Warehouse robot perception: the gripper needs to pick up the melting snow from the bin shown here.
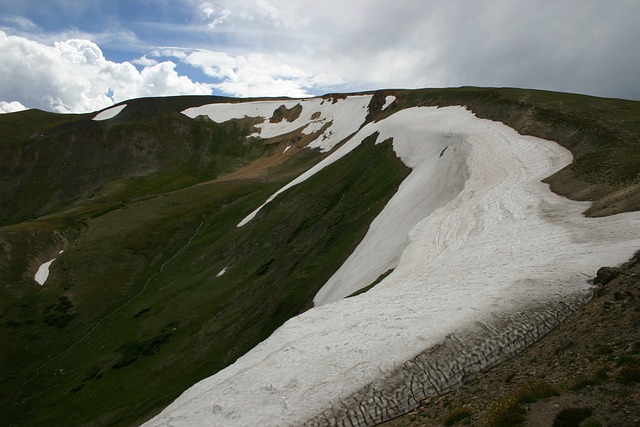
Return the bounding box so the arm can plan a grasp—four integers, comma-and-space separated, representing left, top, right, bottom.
182, 95, 372, 153
34, 250, 63, 286
382, 95, 396, 110
92, 104, 126, 121
184, 95, 374, 228
145, 107, 640, 427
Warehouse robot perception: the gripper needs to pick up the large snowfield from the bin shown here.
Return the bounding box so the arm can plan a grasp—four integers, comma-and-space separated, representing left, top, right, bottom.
144, 100, 640, 426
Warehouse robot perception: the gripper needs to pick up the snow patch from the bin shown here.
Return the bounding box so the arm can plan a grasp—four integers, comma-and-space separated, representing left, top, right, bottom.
34, 250, 63, 286
182, 95, 372, 153
315, 109, 470, 304
145, 107, 640, 427
216, 267, 228, 277
382, 95, 396, 110
235, 123, 371, 227
92, 104, 126, 121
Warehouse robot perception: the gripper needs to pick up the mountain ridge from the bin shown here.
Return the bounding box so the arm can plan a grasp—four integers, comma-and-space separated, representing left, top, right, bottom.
0, 87, 638, 426
142, 99, 640, 426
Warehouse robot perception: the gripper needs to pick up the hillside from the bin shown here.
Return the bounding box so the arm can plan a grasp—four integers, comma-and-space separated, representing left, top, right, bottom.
0, 88, 639, 426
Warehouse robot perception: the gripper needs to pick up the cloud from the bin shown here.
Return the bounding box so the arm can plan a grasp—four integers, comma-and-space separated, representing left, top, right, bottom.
0, 14, 38, 31
253, 0, 310, 29
150, 46, 315, 99
155, 49, 317, 98
179, 0, 640, 100
132, 55, 159, 67
198, 2, 232, 28
191, 0, 309, 31
212, 53, 314, 97
1, 0, 639, 111
0, 30, 212, 113
0, 100, 27, 113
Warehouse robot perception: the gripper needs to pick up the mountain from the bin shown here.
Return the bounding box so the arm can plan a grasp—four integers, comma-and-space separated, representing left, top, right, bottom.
0, 87, 639, 426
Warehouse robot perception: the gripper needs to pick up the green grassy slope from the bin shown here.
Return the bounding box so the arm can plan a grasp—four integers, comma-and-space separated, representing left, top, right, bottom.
0, 99, 409, 425
0, 96, 281, 225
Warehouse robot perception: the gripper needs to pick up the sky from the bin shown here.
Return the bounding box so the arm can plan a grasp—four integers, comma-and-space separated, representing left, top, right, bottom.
1, 0, 639, 113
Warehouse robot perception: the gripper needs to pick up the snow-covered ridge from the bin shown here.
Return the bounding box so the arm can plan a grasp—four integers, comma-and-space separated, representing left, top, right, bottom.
182, 95, 372, 153
184, 95, 375, 228
145, 106, 640, 426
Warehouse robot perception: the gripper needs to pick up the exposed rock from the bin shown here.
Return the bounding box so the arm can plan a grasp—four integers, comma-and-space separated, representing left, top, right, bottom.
270, 104, 303, 123
593, 266, 622, 287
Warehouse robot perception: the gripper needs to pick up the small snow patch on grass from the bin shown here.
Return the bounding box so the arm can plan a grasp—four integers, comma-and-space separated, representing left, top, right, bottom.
382, 96, 396, 110
93, 104, 127, 121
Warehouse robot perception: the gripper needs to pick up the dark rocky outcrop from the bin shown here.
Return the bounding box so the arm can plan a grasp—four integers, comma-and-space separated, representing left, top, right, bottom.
270, 104, 303, 123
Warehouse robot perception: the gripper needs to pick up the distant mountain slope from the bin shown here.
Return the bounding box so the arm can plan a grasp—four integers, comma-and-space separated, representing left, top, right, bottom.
0, 88, 638, 426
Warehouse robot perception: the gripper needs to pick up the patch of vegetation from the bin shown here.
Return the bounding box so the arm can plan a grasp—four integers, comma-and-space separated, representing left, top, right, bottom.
571, 377, 600, 391
504, 371, 517, 384
483, 396, 526, 427
443, 406, 473, 426
0, 108, 88, 146
113, 332, 173, 369
256, 258, 275, 276
70, 384, 85, 394
514, 381, 560, 403
594, 343, 613, 355
90, 201, 127, 218
347, 268, 394, 298
482, 381, 560, 426
615, 357, 640, 384
43, 296, 76, 328
552, 407, 593, 427
82, 366, 102, 382
133, 307, 151, 318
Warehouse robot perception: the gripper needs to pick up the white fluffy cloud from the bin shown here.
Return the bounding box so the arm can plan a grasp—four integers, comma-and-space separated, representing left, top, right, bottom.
0, 30, 212, 113
176, 49, 316, 97
0, 100, 26, 113
143, 46, 324, 98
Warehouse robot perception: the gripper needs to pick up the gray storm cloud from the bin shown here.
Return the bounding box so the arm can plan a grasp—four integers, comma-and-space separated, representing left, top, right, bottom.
1, 0, 639, 112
